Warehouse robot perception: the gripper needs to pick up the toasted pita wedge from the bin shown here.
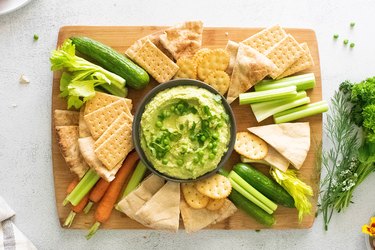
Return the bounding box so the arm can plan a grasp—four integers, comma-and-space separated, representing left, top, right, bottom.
180, 198, 237, 233
78, 137, 124, 181
55, 126, 89, 178
227, 43, 276, 104
125, 31, 174, 60
117, 174, 165, 220
84, 92, 132, 115
263, 146, 290, 172
248, 122, 310, 169
159, 21, 203, 60
135, 182, 180, 232
54, 110, 79, 126
225, 40, 239, 75
79, 106, 91, 138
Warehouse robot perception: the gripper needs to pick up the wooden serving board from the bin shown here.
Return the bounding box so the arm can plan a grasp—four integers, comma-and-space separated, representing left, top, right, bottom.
52, 26, 322, 230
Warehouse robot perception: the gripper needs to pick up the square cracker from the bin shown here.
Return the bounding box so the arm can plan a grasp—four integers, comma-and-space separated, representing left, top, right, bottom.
133, 40, 179, 83
159, 20, 203, 60
94, 123, 133, 170
55, 126, 89, 178
84, 91, 132, 115
94, 112, 133, 148
78, 137, 124, 182
125, 31, 174, 60
54, 110, 79, 126
277, 42, 314, 79
227, 43, 276, 104
265, 35, 305, 79
242, 25, 287, 54
84, 99, 130, 139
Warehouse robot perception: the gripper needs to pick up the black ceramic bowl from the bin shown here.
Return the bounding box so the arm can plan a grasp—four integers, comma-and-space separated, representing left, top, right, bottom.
132, 79, 236, 182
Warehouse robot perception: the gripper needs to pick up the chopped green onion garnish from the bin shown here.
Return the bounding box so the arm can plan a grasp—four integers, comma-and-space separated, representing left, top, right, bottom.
350, 22, 355, 27
350, 42, 355, 48
33, 34, 39, 41
343, 39, 349, 45
333, 34, 339, 39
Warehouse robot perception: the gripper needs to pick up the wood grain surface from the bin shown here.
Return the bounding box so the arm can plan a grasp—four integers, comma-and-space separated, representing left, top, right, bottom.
52, 26, 322, 230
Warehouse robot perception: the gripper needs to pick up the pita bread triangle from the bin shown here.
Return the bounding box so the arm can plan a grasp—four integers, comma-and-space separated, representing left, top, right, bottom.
248, 122, 310, 169
135, 181, 180, 232
263, 146, 289, 172
227, 43, 276, 104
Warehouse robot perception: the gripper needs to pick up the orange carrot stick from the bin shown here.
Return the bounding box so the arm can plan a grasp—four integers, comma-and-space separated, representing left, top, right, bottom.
86, 151, 139, 239
83, 178, 111, 214
66, 179, 79, 194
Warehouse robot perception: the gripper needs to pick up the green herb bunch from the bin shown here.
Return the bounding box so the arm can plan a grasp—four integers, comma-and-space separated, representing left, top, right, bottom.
319, 79, 375, 230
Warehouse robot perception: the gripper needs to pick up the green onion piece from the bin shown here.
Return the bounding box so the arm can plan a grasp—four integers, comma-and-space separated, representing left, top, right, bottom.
254, 73, 316, 92
229, 171, 277, 213
273, 100, 329, 124
350, 42, 355, 48
33, 34, 39, 41
239, 86, 297, 105
333, 34, 339, 39
64, 169, 100, 206
343, 39, 349, 45
86, 221, 101, 240
350, 22, 355, 27
251, 92, 310, 122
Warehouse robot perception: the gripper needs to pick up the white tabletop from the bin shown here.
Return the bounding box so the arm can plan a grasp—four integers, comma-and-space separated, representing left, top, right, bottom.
1, 0, 375, 249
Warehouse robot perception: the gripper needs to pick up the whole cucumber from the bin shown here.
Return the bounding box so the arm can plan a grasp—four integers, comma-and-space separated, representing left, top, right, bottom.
71, 36, 149, 89
229, 189, 275, 227
234, 163, 295, 208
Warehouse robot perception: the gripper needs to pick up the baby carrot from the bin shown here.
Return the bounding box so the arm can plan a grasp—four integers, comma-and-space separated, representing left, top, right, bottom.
86, 151, 139, 239
83, 178, 111, 214
64, 179, 90, 227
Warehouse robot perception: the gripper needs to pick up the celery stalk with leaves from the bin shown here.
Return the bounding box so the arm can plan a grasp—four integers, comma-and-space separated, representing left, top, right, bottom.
50, 39, 127, 109
270, 168, 313, 222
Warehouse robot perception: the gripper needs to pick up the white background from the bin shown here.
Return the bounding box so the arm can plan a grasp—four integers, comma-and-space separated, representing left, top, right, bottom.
1, 0, 375, 249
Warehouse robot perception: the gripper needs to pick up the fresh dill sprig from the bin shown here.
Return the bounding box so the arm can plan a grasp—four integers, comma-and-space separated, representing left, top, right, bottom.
319, 89, 360, 230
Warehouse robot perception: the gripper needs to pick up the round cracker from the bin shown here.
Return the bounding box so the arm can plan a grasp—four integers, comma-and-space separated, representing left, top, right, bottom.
197, 49, 230, 81
182, 182, 210, 209
193, 48, 211, 66
234, 132, 268, 160
196, 174, 232, 199
174, 57, 197, 79
206, 198, 226, 211
204, 70, 230, 95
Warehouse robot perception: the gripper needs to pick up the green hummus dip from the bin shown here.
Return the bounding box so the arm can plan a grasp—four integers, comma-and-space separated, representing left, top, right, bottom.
140, 86, 231, 179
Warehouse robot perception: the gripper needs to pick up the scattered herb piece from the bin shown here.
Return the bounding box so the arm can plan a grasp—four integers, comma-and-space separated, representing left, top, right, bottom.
350, 42, 355, 48
33, 34, 39, 41
333, 34, 339, 39
343, 39, 349, 45
350, 22, 356, 28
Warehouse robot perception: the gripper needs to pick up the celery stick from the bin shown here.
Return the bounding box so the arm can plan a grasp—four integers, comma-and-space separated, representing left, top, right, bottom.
240, 86, 297, 105
229, 178, 273, 214
255, 73, 315, 92
274, 101, 329, 124
121, 161, 147, 198
274, 100, 326, 118
64, 169, 100, 206
229, 171, 277, 212
241, 156, 269, 165
100, 84, 128, 97
251, 91, 310, 122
